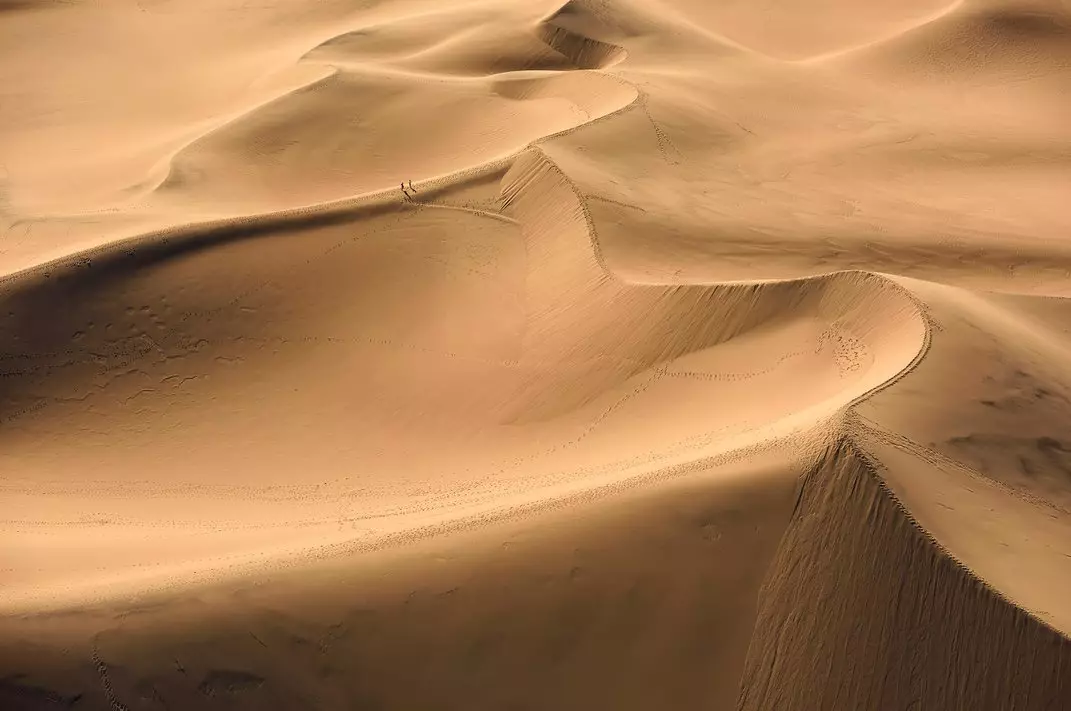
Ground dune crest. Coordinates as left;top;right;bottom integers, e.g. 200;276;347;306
738;438;1071;710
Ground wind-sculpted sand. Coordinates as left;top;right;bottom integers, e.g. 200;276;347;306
2;0;1070;708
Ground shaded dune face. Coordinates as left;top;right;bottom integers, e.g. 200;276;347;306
3;0;1071;709
737;441;1071;711
0;151;924;610
536;21;627;69
498;150;927;422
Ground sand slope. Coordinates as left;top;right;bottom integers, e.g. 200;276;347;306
2;0;1071;708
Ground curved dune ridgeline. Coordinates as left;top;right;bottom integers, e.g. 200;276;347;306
2;0;1071;709
738;440;1071;710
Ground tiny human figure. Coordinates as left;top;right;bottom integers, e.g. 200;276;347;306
408;179;416;192
400;182;411;201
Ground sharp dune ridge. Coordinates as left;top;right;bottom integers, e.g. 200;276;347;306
738;437;1071;710
2;0;1071;708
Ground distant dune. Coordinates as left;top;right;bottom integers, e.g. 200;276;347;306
2;0;1070;709
834;0;1071;79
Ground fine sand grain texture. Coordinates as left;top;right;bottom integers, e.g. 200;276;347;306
2;0;1071;708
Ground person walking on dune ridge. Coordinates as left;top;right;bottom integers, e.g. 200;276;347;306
400;182;412;202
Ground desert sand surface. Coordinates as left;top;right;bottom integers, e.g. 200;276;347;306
2;0;1071;708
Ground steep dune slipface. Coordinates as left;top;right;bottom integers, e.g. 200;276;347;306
500;149;928;423
849;277;1071;634
737;440;1071;711
734;275;1071;708
537;21;628;69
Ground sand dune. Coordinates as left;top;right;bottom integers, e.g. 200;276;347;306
663;0;954;59
2;0;1071;708
836;0;1071;77
738;439;1071;710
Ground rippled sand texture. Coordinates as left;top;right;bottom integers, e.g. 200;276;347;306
3;0;1071;708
